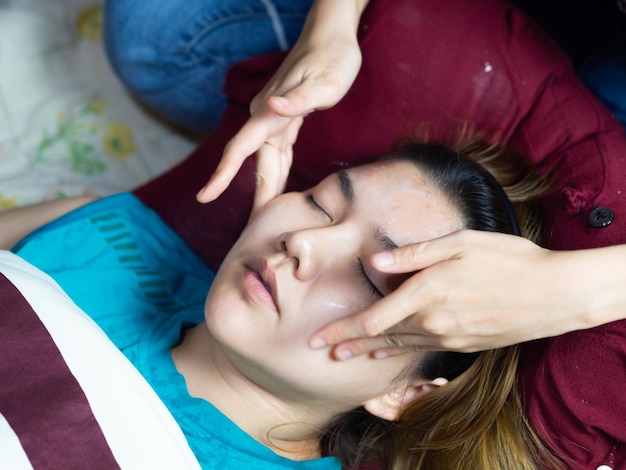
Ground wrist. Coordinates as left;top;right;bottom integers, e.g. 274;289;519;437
582;245;626;327
303;0;369;44
556;246;626;330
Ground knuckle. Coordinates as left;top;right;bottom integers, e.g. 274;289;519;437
222;140;238;159
438;336;466;351
323;76;343;94
403;242;428;263
453;230;471;248
456;229;481;248
360;317;385;337
420;314;449;336
347;339;371;356
316;77;346;106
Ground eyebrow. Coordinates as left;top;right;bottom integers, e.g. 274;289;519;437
374;227;399;251
335;170;399;252
336;169;354;202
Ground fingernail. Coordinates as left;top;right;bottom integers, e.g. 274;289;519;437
373;350;390;359
335;348;353;361
196;187;207;200
372;251;394;268
309;337;327;349
273;96;289;106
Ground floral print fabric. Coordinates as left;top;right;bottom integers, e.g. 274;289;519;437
0;1;194;209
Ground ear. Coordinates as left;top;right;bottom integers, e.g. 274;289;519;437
362;377;448;421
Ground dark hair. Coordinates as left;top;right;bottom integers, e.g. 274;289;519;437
321;140;553;469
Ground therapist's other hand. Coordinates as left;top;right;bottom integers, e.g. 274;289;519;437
310;230;587;358
196;0;363;212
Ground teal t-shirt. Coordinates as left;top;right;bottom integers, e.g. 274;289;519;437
13;193;340;470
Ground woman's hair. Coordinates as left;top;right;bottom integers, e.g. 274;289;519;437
319;139;560;469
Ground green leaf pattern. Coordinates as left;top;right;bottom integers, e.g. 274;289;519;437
34;96;109;176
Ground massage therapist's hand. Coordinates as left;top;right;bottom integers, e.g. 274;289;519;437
310;230;626;358
197;0;367;212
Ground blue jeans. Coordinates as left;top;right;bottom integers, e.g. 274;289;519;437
103;0;314;133
578;43;626;130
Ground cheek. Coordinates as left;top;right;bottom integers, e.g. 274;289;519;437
235;221;278;250
203;277;239;333
317;296;367;327
247;197;301;231
286;284;371;340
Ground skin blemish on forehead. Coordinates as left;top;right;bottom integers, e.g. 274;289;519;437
373;164;462;240
359;166;383;180
358;162;430;196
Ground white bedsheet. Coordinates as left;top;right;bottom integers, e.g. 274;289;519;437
0;0;194;209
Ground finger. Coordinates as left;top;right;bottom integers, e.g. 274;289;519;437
276;142;293;195
370;232;469;273
251;146;282;215
250;67;296;115
270;78;346;118
309;282;428;348
332;336;394;360
196;116;273;203
331;334;427;361
250;91;268;115
196;165;239;204
271;116;300;194
371;347;411;359
251;119;300;214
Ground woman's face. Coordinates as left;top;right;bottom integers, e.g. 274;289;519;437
205;160;462;409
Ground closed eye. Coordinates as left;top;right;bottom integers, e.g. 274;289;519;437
305;194;332;221
357;259;383;298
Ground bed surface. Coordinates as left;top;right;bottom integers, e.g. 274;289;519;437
0;0;194;210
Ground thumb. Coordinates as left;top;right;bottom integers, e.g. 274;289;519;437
268;79;345;117
250;145;286;216
371;233;467;273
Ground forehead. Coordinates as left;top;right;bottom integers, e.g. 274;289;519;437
342;160;462;245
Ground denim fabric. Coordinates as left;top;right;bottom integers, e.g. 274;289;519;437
103;0;314;133
578;43;626;130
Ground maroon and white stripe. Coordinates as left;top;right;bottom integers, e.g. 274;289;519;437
0;253;199;469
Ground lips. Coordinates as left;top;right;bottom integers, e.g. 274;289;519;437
243;258;279;313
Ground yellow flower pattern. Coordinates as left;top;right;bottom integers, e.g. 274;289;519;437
103;122;137;161
0;1;196;214
87;99;106;114
0;195;17;210
75;5;103;41
34;96;138;174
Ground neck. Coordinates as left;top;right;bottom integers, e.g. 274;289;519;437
170;323;333;460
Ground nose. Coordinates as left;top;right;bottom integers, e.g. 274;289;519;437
277;229;324;282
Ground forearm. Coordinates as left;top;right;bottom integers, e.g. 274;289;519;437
301;0;370;45
552;245;626;330
0;196;96;250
